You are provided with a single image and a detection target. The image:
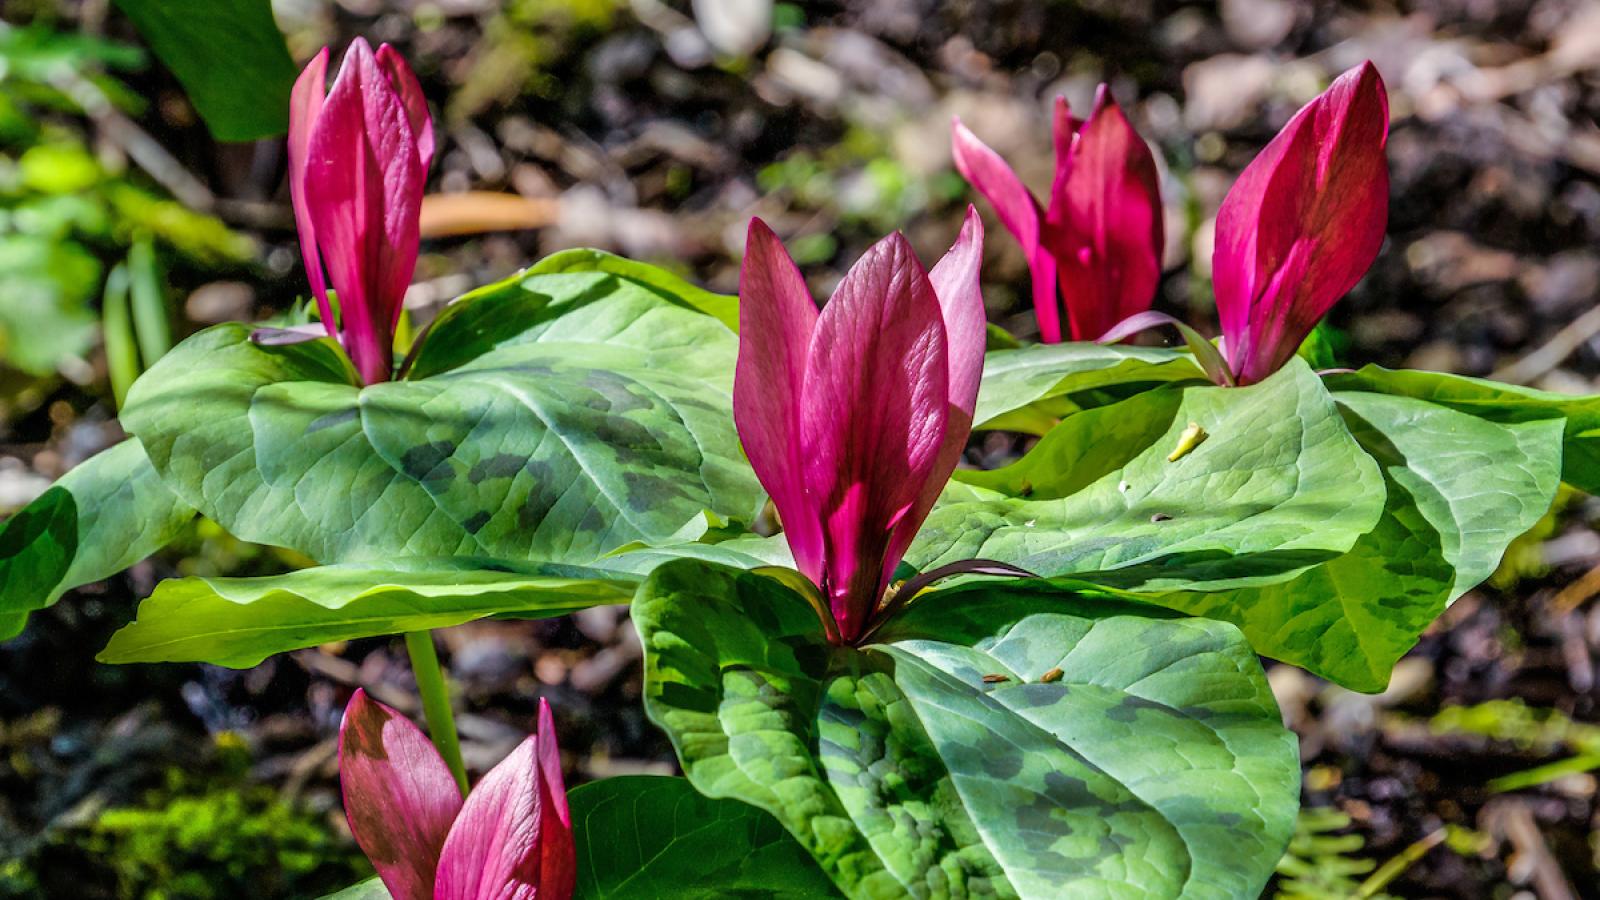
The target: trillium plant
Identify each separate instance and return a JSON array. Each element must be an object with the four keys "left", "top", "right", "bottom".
[{"left": 5, "top": 38, "right": 1600, "bottom": 900}]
